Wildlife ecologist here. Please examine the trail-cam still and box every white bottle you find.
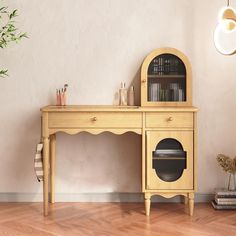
[119,82,127,106]
[128,86,135,106]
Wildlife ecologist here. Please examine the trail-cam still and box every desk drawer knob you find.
[91,117,97,122]
[167,117,173,122]
[142,79,146,83]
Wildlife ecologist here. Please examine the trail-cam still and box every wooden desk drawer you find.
[146,112,193,128]
[48,112,142,128]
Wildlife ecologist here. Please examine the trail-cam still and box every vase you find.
[228,173,236,191]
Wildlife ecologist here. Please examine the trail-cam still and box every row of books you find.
[148,57,182,75]
[211,188,236,210]
[148,83,185,102]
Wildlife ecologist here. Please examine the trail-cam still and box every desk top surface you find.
[41,105,198,112]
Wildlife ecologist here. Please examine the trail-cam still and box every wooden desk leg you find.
[184,196,188,205]
[144,193,151,216]
[188,193,194,216]
[43,137,49,216]
[50,134,56,204]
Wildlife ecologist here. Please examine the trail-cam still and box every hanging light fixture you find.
[214,0,236,55]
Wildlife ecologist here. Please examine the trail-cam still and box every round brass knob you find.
[91,117,97,122]
[167,117,173,122]
[142,79,146,83]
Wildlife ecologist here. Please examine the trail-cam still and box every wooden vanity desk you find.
[41,105,197,216]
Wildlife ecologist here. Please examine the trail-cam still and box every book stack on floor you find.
[212,188,236,210]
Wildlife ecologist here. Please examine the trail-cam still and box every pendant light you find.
[214,0,236,55]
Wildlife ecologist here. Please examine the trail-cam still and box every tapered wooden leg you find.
[188,193,194,216]
[184,196,188,205]
[145,193,151,216]
[43,137,49,216]
[50,134,56,204]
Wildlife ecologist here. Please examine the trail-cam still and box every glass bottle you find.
[119,82,128,106]
[128,86,135,106]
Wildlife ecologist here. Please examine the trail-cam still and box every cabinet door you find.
[141,48,192,107]
[146,131,193,190]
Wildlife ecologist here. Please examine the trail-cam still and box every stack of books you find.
[212,188,236,209]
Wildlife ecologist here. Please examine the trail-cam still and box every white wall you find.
[0,0,235,199]
[193,0,236,192]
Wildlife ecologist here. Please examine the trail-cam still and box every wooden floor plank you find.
[0,203,235,236]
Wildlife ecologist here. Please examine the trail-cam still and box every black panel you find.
[152,138,186,182]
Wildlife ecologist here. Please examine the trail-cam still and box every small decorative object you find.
[212,188,236,210]
[217,154,236,190]
[56,84,68,106]
[34,143,43,182]
[56,89,60,105]
[119,82,127,106]
[128,86,135,106]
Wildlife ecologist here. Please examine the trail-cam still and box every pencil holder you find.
[56,92,61,105]
[60,93,66,106]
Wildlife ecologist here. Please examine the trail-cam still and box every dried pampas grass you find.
[217,154,236,174]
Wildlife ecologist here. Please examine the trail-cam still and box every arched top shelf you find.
[141,47,192,107]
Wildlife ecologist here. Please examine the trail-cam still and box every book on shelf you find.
[215,196,236,205]
[150,57,181,75]
[160,89,165,101]
[211,200,236,210]
[215,188,236,197]
[178,89,184,101]
[169,83,185,102]
[149,83,160,101]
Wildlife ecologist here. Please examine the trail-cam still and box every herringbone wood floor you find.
[0,203,235,236]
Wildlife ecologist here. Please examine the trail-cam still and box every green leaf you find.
[0,7,7,13]
[20,32,28,38]
[0,69,8,77]
[9,9,17,19]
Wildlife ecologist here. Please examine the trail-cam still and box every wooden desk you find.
[41,105,197,216]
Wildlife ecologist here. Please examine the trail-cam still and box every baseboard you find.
[0,192,214,203]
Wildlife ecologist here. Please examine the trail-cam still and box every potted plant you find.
[217,154,236,191]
